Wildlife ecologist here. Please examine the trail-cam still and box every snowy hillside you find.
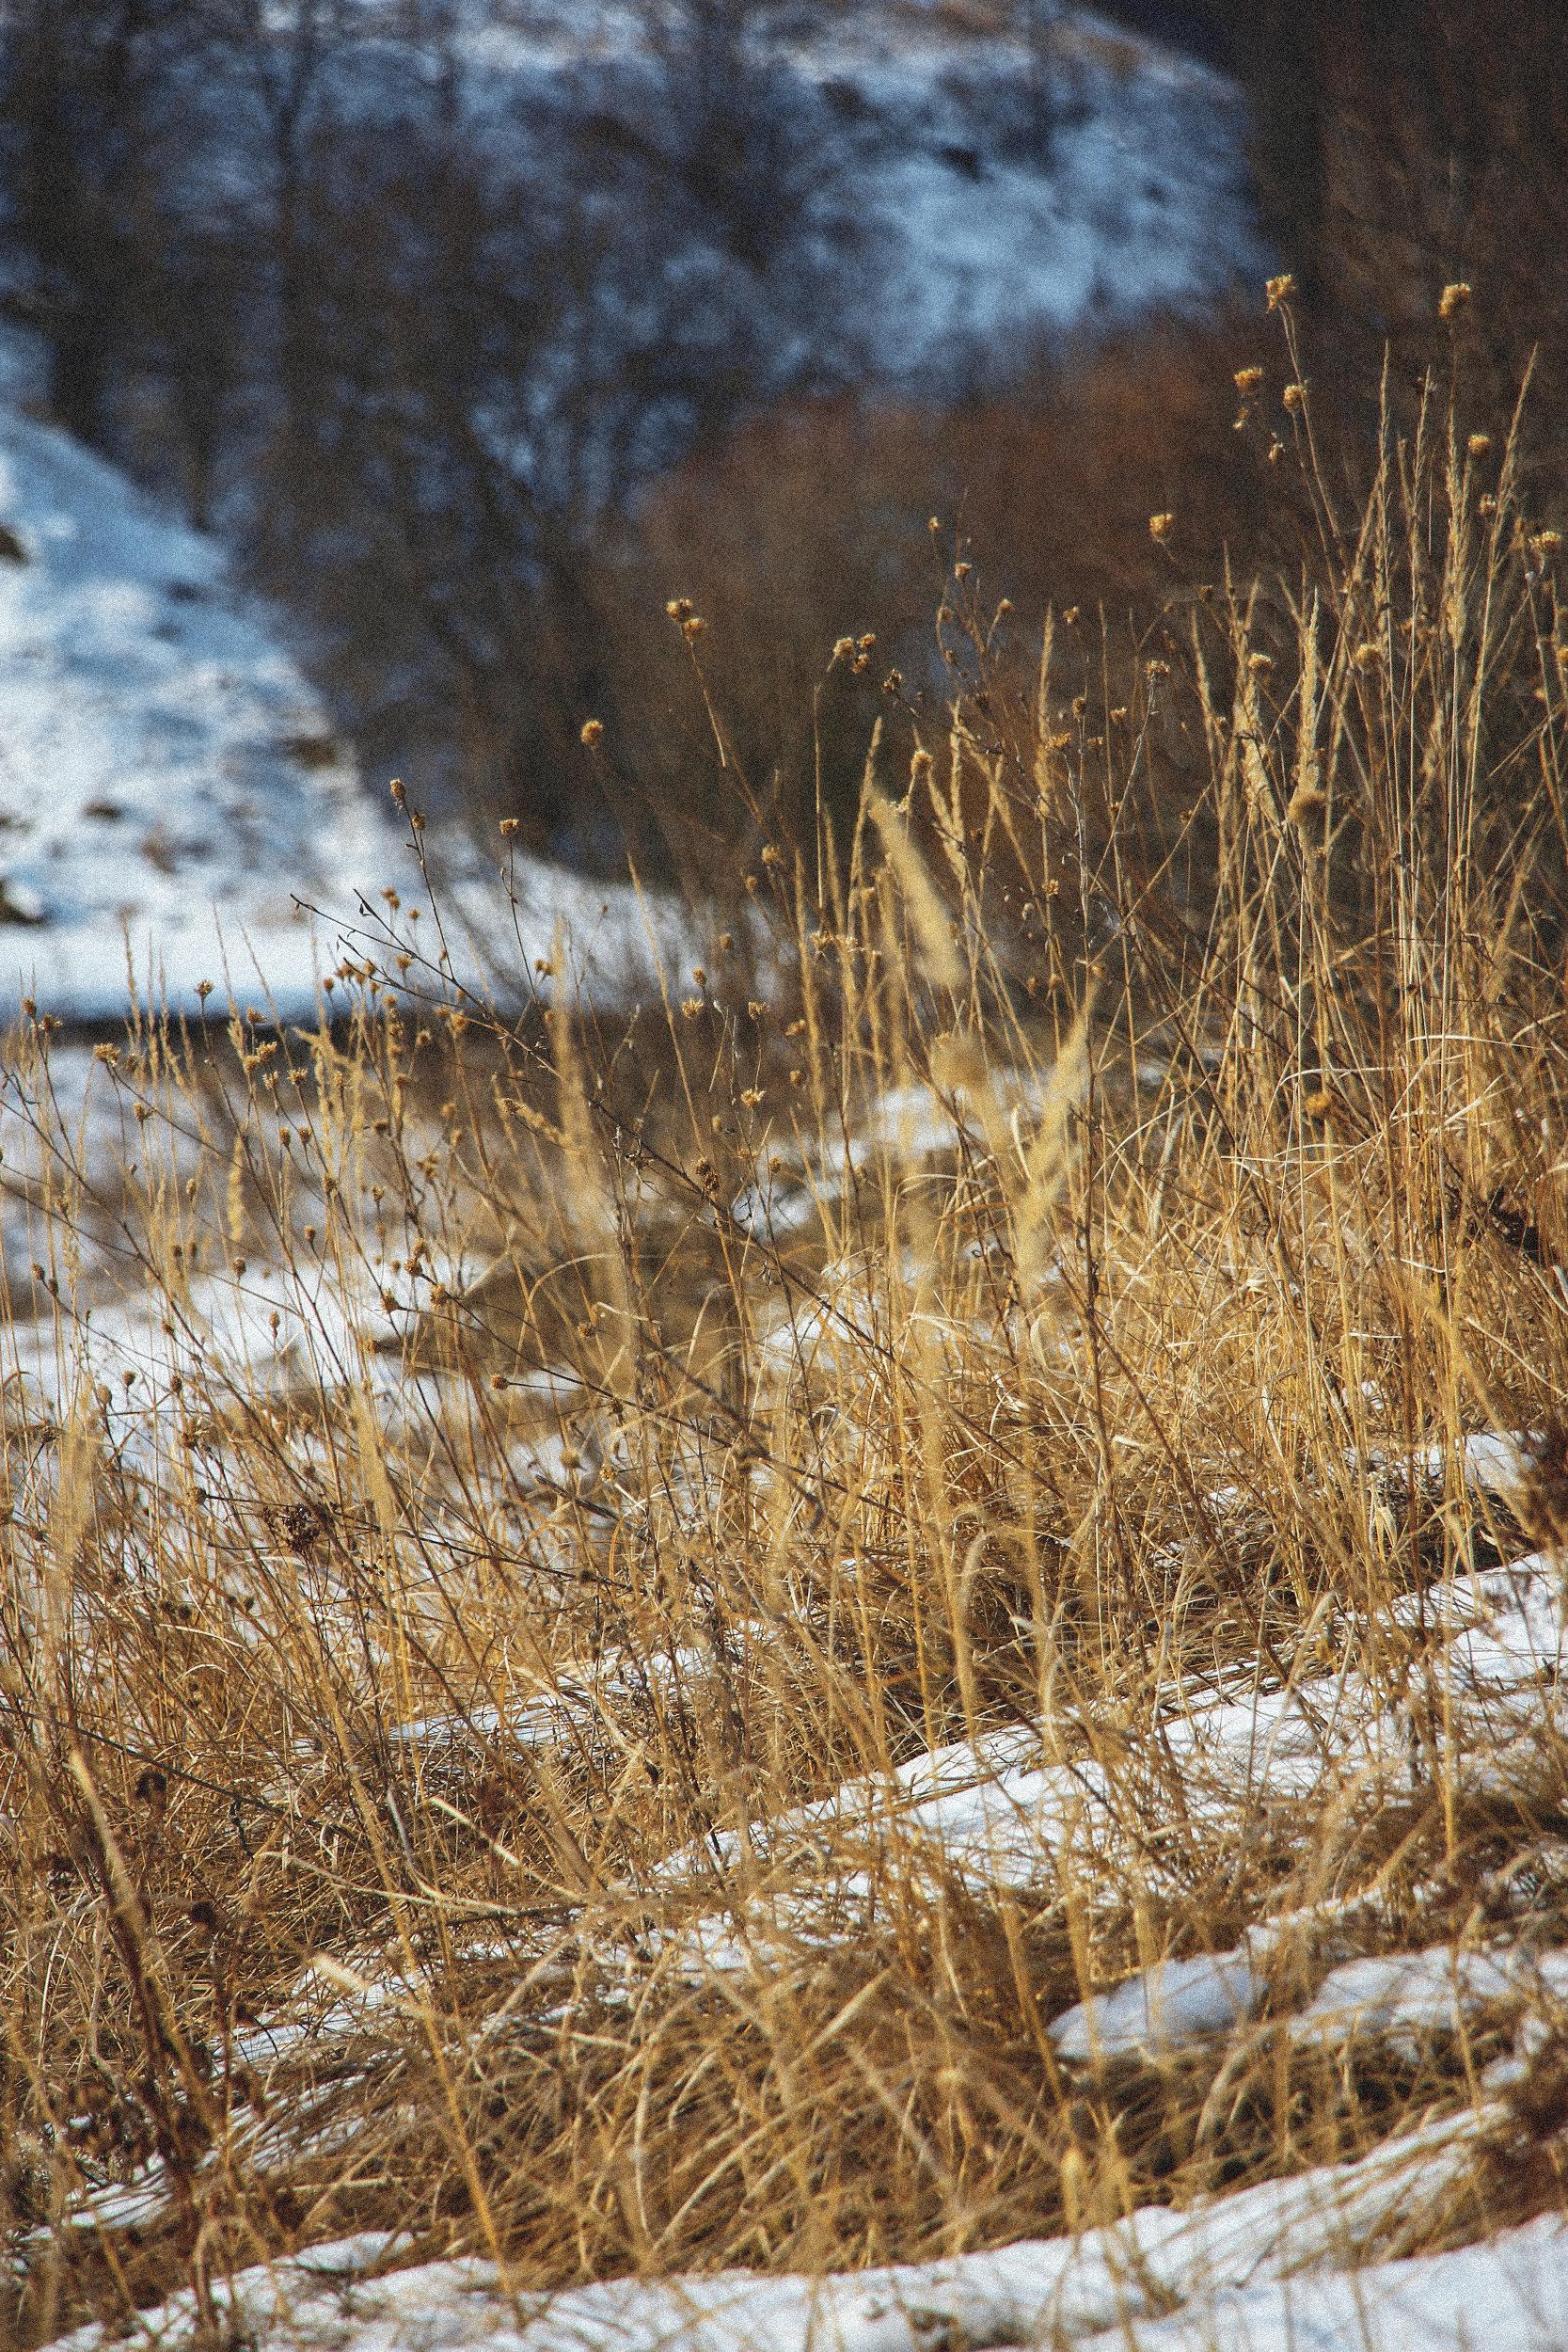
[453,0,1259,373]
[0,335,404,1023]
[0,335,698,1025]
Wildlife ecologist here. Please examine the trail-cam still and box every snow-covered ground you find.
[44,2171,1568,2352]
[9,1029,1567,2342]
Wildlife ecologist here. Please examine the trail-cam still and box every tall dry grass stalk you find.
[3,321,1568,2343]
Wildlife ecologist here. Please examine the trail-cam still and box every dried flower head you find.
[1467,433,1493,459]
[1148,512,1175,543]
[579,718,604,747]
[1266,272,1296,310]
[1234,366,1264,395]
[1439,281,1472,322]
[499,817,519,837]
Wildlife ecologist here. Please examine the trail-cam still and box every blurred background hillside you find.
[0,0,1561,897]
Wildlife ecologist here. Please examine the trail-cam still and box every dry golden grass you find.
[4,321,1568,2344]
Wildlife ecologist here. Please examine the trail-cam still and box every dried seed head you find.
[579,718,604,747]
[1234,365,1264,395]
[1266,272,1296,310]
[1148,512,1174,543]
[1439,280,1472,322]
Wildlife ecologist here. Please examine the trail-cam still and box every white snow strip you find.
[45,2104,1508,2352]
[1051,1943,1268,2061]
